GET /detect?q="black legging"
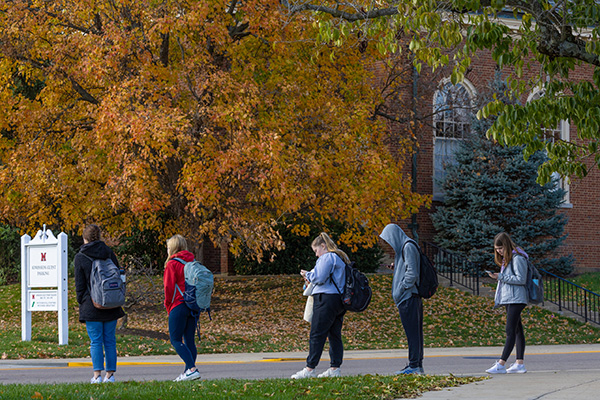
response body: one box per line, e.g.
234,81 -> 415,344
501,303 -> 527,362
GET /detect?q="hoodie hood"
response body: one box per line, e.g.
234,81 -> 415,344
170,250 -> 195,263
379,223 -> 410,258
79,240 -> 113,260
514,247 -> 529,259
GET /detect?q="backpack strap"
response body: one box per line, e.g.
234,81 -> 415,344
171,258 -> 186,303
508,254 -> 528,282
326,253 -> 345,295
330,268 -> 343,295
401,239 -> 419,256
80,253 -> 94,262
172,283 -> 185,303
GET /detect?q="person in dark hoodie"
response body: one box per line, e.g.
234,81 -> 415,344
485,232 -> 529,374
164,234 -> 201,382
379,223 -> 424,375
74,224 -> 125,384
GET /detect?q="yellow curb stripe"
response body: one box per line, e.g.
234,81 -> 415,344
67,358 -> 307,367
12,349 -> 600,368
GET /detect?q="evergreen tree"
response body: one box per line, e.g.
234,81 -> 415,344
431,79 -> 573,275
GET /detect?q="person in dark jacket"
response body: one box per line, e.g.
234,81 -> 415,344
74,224 -> 125,384
164,234 -> 201,382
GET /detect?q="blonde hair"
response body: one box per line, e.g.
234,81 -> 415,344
166,234 -> 188,259
494,232 -> 517,267
311,232 -> 350,264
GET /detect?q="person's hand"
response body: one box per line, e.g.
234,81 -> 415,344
487,271 -> 499,280
300,270 -> 309,284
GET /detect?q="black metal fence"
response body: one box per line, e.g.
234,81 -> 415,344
423,242 -> 479,296
541,269 -> 600,325
422,241 -> 600,326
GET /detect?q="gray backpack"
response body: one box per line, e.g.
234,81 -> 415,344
82,254 -> 126,309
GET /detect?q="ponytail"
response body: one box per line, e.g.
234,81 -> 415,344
311,232 -> 350,264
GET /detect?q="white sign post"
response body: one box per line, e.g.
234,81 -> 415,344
21,225 -> 68,345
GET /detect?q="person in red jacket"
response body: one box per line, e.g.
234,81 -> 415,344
164,234 -> 201,381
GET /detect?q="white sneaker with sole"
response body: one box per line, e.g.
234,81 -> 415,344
317,368 -> 341,378
291,368 -> 317,379
103,375 -> 115,383
486,361 -> 507,374
506,363 -> 527,374
90,376 -> 102,384
174,368 -> 201,382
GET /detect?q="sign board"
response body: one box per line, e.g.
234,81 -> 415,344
21,226 -> 68,345
28,246 -> 58,287
28,290 -> 58,311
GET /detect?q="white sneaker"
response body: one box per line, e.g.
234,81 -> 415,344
103,374 -> 115,383
291,368 -> 317,379
317,368 -> 341,378
90,376 -> 102,384
506,363 -> 527,374
174,368 -> 201,382
486,361 -> 507,374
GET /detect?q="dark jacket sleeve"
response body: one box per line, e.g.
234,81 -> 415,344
74,253 -> 89,305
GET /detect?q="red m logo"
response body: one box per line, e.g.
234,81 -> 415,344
41,253 -> 46,262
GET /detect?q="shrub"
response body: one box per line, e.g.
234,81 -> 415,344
234,219 -> 383,275
0,224 -> 20,285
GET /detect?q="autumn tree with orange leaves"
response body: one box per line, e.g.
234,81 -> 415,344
0,0 -> 429,258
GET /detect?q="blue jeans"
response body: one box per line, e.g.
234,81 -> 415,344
398,296 -> 424,368
169,303 -> 198,371
85,320 -> 118,372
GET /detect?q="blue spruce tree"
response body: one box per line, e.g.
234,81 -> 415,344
431,77 -> 573,275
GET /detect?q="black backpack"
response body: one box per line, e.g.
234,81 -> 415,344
331,262 -> 372,312
401,240 -> 438,299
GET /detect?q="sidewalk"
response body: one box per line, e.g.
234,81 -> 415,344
2,344 -> 600,399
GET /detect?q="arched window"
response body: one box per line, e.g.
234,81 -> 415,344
527,89 -> 571,206
433,79 -> 476,200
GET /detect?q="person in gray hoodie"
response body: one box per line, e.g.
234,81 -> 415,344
379,223 -> 424,374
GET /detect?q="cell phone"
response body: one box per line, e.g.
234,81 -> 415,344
484,270 -> 492,274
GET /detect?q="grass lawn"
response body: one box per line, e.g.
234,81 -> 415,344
0,375 -> 483,400
570,272 -> 600,294
1,274 -> 598,359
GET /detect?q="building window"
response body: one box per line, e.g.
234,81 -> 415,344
433,79 -> 476,200
527,89 -> 571,206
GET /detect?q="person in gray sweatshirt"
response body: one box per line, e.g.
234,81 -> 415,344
379,223 -> 424,374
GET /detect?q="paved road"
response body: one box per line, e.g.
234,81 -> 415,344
1,344 -> 599,399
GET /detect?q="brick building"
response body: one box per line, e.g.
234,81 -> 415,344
385,49 -> 600,273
